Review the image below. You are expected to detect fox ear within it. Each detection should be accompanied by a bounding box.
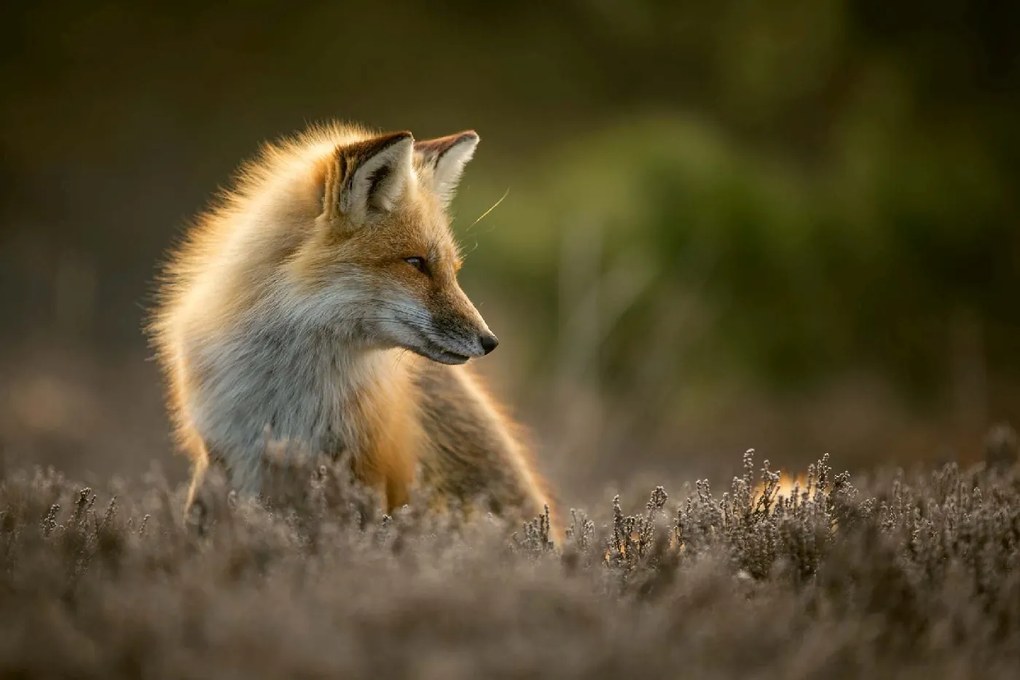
[414,131,479,206]
[323,131,414,223]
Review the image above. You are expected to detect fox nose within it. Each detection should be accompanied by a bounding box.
[479,333,499,355]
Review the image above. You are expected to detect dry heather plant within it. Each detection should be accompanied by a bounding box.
[2,444,1019,679]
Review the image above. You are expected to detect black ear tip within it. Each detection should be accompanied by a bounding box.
[380,131,414,147]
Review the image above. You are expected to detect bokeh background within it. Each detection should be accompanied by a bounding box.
[2,1,1018,508]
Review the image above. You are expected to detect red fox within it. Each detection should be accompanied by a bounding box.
[150,123,553,531]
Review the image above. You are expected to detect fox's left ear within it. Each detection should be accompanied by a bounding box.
[414,131,479,206]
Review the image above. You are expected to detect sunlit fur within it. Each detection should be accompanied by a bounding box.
[150,122,553,528]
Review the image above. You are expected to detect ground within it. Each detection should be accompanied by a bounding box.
[1,447,1019,679]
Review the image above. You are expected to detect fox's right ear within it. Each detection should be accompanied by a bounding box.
[321,131,414,224]
[414,131,479,206]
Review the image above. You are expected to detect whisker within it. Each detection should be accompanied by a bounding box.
[467,187,509,232]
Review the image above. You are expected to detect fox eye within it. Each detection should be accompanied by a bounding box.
[403,256,429,275]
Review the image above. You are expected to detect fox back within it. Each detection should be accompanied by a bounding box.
[151,123,553,526]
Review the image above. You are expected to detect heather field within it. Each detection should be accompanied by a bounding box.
[2,437,1019,680]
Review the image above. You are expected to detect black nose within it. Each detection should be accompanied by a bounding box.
[479,333,499,355]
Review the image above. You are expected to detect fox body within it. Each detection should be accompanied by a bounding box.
[151,123,552,526]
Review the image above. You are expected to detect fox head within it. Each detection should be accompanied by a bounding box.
[291,129,496,365]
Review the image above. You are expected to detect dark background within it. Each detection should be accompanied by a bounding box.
[2,1,1018,507]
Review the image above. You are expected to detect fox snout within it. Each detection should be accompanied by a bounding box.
[383,278,495,365]
[421,297,499,365]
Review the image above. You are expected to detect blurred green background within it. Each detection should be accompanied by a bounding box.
[2,1,1018,505]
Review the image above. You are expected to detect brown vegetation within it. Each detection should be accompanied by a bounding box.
[2,445,1019,678]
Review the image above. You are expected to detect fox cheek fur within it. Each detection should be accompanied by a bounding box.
[305,253,495,363]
